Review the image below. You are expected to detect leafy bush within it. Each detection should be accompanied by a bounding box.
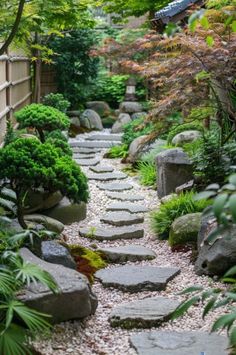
[167,122,204,145]
[0,138,89,228]
[137,161,156,187]
[42,93,70,113]
[122,118,153,147]
[15,104,70,142]
[106,144,129,159]
[150,192,210,239]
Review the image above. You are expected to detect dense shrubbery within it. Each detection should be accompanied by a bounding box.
[42,93,70,113]
[15,104,70,142]
[151,192,210,239]
[122,118,153,146]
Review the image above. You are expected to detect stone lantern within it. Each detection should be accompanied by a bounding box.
[124,77,137,102]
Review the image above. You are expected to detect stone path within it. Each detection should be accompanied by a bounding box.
[36,130,228,354]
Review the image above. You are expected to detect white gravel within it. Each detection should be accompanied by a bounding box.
[34,131,227,355]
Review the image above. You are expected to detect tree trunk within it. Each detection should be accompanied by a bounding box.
[37,128,45,142]
[33,32,42,103]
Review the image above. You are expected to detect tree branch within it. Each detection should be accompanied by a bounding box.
[0,0,26,55]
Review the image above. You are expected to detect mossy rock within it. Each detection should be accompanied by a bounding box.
[169,213,202,248]
[68,244,107,282]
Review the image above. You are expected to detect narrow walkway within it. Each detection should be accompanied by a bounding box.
[36,130,227,355]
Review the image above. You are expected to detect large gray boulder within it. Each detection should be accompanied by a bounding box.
[128,135,148,163]
[111,113,131,133]
[41,241,76,269]
[18,248,97,323]
[169,213,202,248]
[156,148,193,198]
[44,197,87,225]
[23,190,63,214]
[172,130,202,146]
[24,214,64,234]
[80,109,103,131]
[195,216,236,276]
[131,112,147,120]
[119,101,143,113]
[129,138,166,163]
[86,101,111,117]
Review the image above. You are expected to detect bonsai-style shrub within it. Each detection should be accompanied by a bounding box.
[0,138,89,228]
[15,104,70,142]
[42,93,70,113]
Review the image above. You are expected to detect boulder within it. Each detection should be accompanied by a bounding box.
[172,130,202,146]
[80,109,103,131]
[86,101,111,117]
[156,148,193,198]
[23,190,63,214]
[41,241,76,269]
[18,248,98,323]
[111,113,131,133]
[119,101,143,113]
[67,110,80,117]
[131,112,147,120]
[169,213,202,248]
[44,197,87,225]
[195,219,236,276]
[128,135,148,163]
[24,214,64,234]
[70,116,80,129]
[129,138,166,163]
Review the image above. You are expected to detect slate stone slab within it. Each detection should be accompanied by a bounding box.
[90,165,114,173]
[107,202,148,214]
[70,141,120,148]
[98,245,156,263]
[95,265,180,292]
[87,172,127,181]
[86,134,122,142]
[75,158,100,166]
[106,192,144,202]
[19,248,97,323]
[41,241,76,269]
[98,182,133,192]
[79,226,144,241]
[73,153,96,160]
[72,147,102,154]
[101,212,144,226]
[130,331,228,355]
[109,297,180,328]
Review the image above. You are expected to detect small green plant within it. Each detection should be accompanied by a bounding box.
[150,192,210,239]
[87,226,97,238]
[140,140,167,163]
[137,161,156,187]
[42,93,70,113]
[122,118,153,147]
[106,144,129,159]
[167,122,204,145]
[15,104,70,142]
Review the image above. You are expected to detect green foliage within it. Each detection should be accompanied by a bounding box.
[122,118,153,146]
[49,29,99,108]
[137,161,156,187]
[42,93,70,113]
[106,144,129,159]
[167,122,204,145]
[150,192,210,239]
[15,104,70,142]
[141,140,167,163]
[4,120,17,147]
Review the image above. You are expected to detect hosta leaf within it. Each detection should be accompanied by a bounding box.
[171,296,200,320]
[225,267,236,278]
[229,194,236,222]
[212,193,228,220]
[203,296,217,319]
[206,184,220,191]
[212,313,236,332]
[230,326,236,347]
[179,286,203,294]
[194,190,216,201]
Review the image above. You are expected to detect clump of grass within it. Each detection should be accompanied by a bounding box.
[150,191,211,239]
[105,144,129,159]
[137,161,156,187]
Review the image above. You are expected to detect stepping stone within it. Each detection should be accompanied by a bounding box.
[130,331,228,355]
[73,153,96,160]
[98,182,133,192]
[90,165,114,173]
[70,141,119,149]
[87,172,127,181]
[107,202,148,214]
[101,212,144,226]
[106,192,145,202]
[75,158,100,166]
[98,245,156,263]
[72,147,101,154]
[95,265,180,292]
[109,297,180,328]
[79,226,144,241]
[86,134,122,142]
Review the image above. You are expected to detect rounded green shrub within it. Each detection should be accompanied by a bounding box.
[42,93,70,113]
[150,192,210,239]
[15,104,70,142]
[0,138,88,228]
[167,123,204,145]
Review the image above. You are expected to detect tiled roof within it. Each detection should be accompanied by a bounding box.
[155,0,200,20]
